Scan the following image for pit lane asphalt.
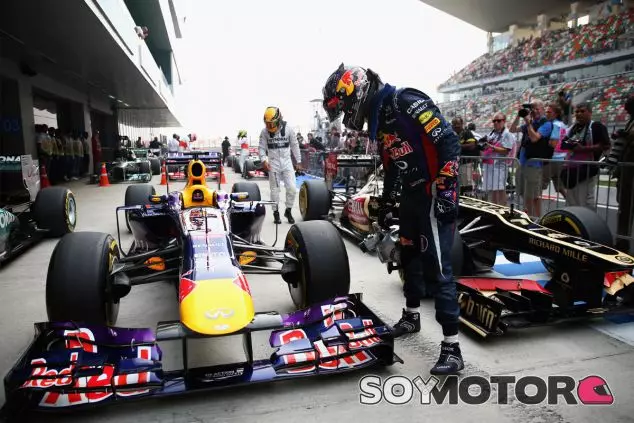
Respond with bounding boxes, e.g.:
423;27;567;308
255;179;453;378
1;170;634;423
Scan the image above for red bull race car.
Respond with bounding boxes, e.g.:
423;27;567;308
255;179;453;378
166;150;223;181
0;153;401;419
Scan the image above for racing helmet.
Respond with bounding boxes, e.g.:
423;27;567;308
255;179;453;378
237;130;247;139
264;107;282;133
322;63;380;131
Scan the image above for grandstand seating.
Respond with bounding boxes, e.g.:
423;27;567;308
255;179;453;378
440;72;634;132
440;9;634;88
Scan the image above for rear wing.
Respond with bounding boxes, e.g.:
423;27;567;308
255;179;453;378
335;154;380;168
165;151;222;168
324;153;381;190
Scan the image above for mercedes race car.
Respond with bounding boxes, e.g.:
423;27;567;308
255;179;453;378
363;195;634;338
0;186;76;266
236;147;268;179
105;148;156;183
1;153;400;417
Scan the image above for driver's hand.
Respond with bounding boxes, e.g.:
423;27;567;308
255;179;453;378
262;160;270;172
295;162;303;171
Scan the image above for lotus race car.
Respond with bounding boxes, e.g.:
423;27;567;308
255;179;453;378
1;153;400;418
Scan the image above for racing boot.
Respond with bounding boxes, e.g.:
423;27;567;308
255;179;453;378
392;309;421;338
284;208;295;224
273;210;282;224
430;342;464;375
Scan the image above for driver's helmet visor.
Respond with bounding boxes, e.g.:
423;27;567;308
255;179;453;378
265;121;278;131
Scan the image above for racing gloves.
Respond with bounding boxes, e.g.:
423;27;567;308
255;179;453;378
433;176;458;224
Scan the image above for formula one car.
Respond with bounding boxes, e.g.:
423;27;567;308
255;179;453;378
363;196;634;338
1;153;400;417
0;186;76;266
129;148;161;175
240;147;268;179
166;150;222;181
105;148;153;183
299;153;383;242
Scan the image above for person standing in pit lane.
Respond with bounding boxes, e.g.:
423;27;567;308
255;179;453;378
322;63;464;375
259;107;303;224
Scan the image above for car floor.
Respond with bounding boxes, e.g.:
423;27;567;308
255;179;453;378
1;170;634;423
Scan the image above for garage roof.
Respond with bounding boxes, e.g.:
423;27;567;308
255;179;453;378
419;0;595;33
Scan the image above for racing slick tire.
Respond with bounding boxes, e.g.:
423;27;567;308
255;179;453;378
33;186;77;237
149;157;161;175
538;206;614;273
139;160;152;176
231;182;261;201
124;184;156;232
233;158;242;174
299;180;331;221
285;220;350;309
243;159;255;179
46;232;120;325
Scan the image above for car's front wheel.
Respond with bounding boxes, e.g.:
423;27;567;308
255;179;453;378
285;220;350;309
46;232;120;325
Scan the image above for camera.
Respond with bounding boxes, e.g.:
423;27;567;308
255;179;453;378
518;103;533;118
559;135;578;151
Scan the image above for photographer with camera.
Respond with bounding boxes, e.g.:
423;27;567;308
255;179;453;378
510;99;554;217
559;102;610;209
480;113;516;205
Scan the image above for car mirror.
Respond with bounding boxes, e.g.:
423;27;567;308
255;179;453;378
230;192;249;201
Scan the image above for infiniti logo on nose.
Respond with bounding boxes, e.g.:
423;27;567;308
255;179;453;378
205;309;234;319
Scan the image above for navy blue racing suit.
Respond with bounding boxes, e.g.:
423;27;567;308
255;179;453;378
368;84;461;336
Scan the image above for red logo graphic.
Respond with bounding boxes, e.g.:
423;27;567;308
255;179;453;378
388;142;413;160
439;160;459;177
382;134;400;149
577;376;614;405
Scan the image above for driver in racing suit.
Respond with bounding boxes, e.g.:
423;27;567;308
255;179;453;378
259;107;303;224
322;64;463;375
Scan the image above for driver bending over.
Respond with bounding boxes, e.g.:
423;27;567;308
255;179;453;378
259;107;303;224
322;64;464;375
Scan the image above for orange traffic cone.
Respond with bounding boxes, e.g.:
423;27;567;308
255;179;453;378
160;162;167;185
99;163;110;187
220;164;227;184
40;164;51;188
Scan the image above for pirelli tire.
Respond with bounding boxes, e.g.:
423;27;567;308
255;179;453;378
149;157;161;175
231;182;261;202
46;232;121;326
33;186;77;237
233;157;242;174
124;184;156;232
285;220;351;309
538;206;614;273
299;180;331;221
243;159;255;179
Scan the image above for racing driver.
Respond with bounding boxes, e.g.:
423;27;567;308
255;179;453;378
322;64;464;375
259;106;303;224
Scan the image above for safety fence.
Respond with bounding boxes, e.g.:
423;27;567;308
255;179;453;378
298;149;633;253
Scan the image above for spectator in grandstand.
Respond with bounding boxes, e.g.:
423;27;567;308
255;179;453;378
559;102;610;210
452;117;481;195
558;90;573;125
480;113;516;205
541;103;568;199
610;94;634;252
510;99;553;218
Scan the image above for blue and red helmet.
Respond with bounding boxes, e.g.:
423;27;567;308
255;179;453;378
322;64;379;131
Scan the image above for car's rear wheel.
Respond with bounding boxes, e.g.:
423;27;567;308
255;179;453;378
149;157;161;175
33;187;77;237
125;184;156;232
233;158;242;174
538;206;614;273
232;182;261;201
285;220;350;309
243;160;255;179
46;232;120;325
299;180;331;221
